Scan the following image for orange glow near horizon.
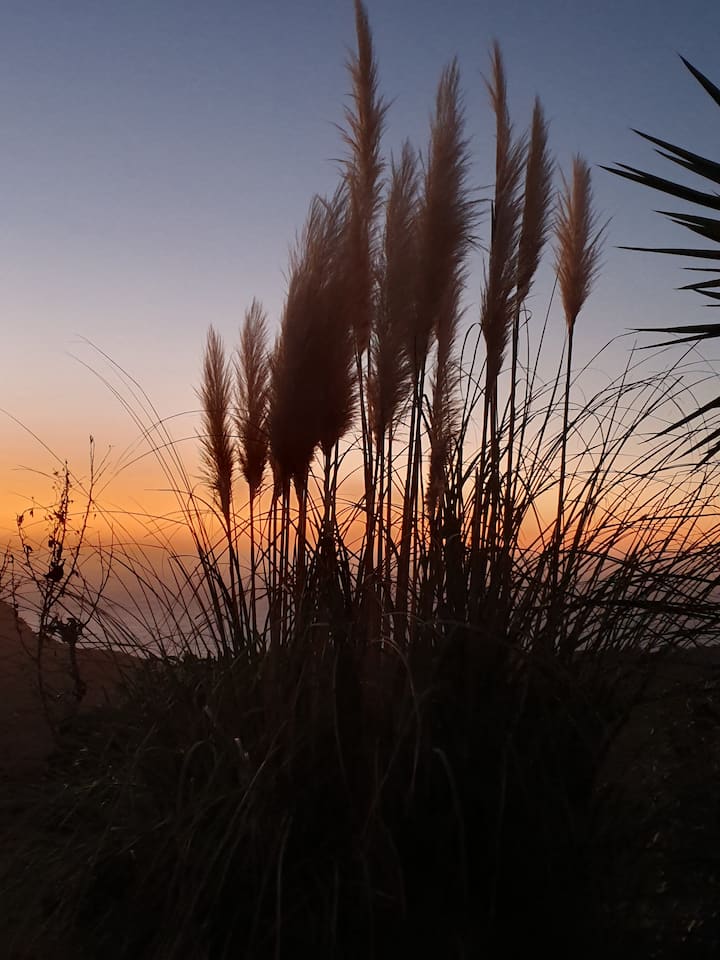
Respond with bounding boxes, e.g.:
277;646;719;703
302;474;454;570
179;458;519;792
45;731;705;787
5;459;719;575
5;400;720;630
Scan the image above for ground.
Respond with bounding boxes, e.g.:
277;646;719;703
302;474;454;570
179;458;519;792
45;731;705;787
598;647;720;956
1;601;720;958
0;602;132;777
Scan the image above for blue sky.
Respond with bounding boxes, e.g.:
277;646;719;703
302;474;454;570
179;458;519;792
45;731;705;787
2;0;719;523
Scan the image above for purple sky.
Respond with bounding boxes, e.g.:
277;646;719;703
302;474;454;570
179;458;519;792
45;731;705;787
2;0;719;527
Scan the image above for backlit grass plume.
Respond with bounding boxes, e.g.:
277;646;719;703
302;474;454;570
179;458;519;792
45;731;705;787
517;98;554;305
199;326;234;526
370;141;418;447
410;59;474;373
342;0;387;355
480;42;526;391
235;299;270;500
556;155;603;334
268;191;354;495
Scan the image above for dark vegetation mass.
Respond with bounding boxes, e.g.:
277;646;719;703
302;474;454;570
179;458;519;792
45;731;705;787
3;5;720;957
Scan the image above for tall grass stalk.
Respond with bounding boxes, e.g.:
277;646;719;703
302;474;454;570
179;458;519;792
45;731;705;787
341;0;386;617
552;156;605;630
235;299;270;646
470;44;525;621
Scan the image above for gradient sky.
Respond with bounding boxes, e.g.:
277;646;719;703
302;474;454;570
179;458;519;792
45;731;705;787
2;0;720;535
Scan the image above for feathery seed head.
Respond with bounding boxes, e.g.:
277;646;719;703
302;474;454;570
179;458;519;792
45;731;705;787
268;191;357;490
342;0;387;353
235;299;270;499
517;98;554;305
199;326;234;523
480;43;526;387
555;155;604;333
412;59;474;373
370;141;419;442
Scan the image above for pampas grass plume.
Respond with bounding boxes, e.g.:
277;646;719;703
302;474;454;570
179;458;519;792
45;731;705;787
517;98;553;305
555;155;603;332
199;326;234;523
235;299;270;500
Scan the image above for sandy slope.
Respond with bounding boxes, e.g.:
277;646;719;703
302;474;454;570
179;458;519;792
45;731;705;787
0;601;134;776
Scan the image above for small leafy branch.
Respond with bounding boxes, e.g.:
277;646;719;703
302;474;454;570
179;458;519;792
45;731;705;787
11;442;109;725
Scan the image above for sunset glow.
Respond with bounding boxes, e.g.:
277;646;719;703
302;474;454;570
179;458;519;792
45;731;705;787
2;0;720;536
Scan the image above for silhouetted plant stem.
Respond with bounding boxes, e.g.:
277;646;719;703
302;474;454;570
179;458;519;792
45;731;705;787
384;429;394;607
488;388;503;576
375;427;385;611
224;517;241;654
554;326;574;589
295;475;308;618
280;486;290;646
356;348;377;614
249;491;258;646
321;447;333;545
395;360;425;637
469;387;491;615
502;302;521;557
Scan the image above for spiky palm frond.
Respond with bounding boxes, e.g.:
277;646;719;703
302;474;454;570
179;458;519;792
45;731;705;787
604;56;720;458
